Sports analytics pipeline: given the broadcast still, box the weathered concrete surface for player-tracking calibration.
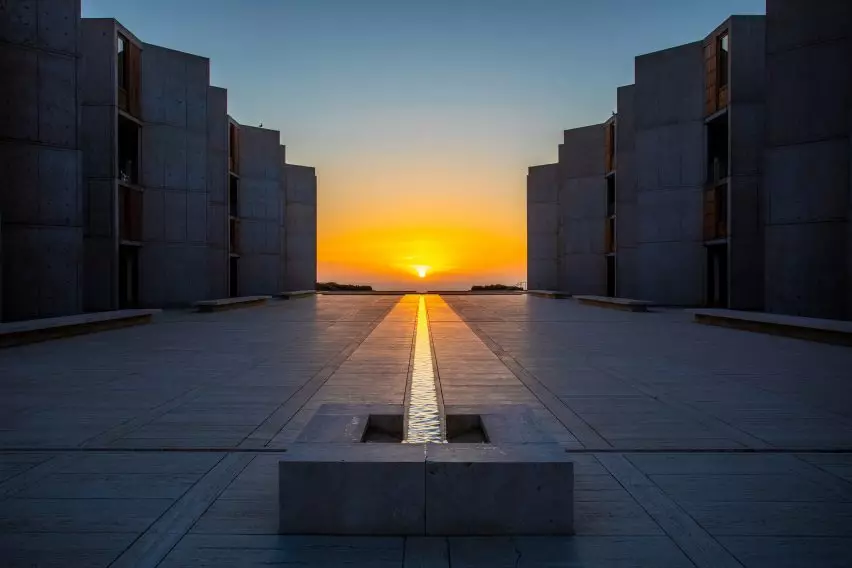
[238,125,283,296]
[0,0,84,321]
[764,0,852,319]
[615,84,640,299]
[206,86,229,300]
[727,16,766,311]
[283,163,317,292]
[526,163,559,291]
[140,43,211,307]
[79,18,122,312]
[559,125,607,296]
[635,42,706,306]
[2,294,852,566]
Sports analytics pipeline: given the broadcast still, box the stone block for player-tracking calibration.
[163,191,187,242]
[424,444,573,535]
[85,180,114,237]
[186,132,207,192]
[0,0,37,45]
[634,42,704,129]
[278,444,425,535]
[561,124,605,179]
[186,191,207,243]
[37,146,81,226]
[143,188,165,241]
[38,49,77,148]
[0,141,39,223]
[81,105,114,179]
[0,45,38,140]
[765,140,848,224]
[527,164,558,204]
[37,0,79,55]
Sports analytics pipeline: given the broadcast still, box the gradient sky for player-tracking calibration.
[82,0,765,289]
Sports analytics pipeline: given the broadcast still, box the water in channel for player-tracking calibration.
[403,295,445,443]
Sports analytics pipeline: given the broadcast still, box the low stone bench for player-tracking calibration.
[0,309,160,348]
[574,295,655,312]
[279,443,573,535]
[274,290,316,299]
[193,295,269,312]
[693,309,852,347]
[527,290,571,299]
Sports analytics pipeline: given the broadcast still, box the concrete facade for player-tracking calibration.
[1,0,84,321]
[283,163,318,291]
[73,13,316,314]
[139,43,212,307]
[634,42,706,306]
[237,125,284,296]
[725,16,766,310]
[206,86,229,300]
[558,125,607,295]
[614,85,639,299]
[526,163,559,290]
[79,18,124,312]
[763,0,852,319]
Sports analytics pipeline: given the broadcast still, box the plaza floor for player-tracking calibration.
[1,294,851,567]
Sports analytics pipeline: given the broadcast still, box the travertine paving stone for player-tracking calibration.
[1,294,851,566]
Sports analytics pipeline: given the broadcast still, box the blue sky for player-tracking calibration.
[81,0,766,287]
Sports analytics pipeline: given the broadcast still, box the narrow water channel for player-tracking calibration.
[403,295,444,443]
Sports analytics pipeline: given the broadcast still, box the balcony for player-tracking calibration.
[119,184,143,243]
[229,217,240,255]
[604,217,616,254]
[703,182,728,241]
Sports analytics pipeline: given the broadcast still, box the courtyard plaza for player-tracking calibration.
[1,294,851,567]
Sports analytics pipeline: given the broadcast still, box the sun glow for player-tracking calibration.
[414,265,429,278]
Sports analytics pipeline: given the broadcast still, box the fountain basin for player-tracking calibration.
[278,443,573,535]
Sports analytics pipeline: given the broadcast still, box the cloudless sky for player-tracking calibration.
[82,0,765,289]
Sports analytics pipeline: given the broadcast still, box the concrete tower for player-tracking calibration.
[1,0,84,321]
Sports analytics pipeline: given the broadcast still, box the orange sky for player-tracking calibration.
[316,152,528,290]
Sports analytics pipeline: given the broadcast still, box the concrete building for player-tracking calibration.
[528,15,769,310]
[702,16,766,310]
[283,163,318,292]
[234,124,284,296]
[613,85,640,299]
[558,124,607,295]
[633,41,707,306]
[1,0,84,321]
[1,3,317,321]
[526,163,559,291]
[763,0,851,320]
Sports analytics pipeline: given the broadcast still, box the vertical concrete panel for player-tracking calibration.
[615,84,639,298]
[559,124,606,296]
[38,51,77,147]
[284,164,317,291]
[526,164,559,290]
[238,125,283,294]
[205,86,228,299]
[634,42,706,306]
[0,46,39,140]
[0,0,83,320]
[80,105,114,179]
[764,0,851,318]
[140,45,213,305]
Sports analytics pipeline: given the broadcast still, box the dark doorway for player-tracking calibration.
[229,257,239,298]
[606,255,616,297]
[118,245,139,309]
[706,244,728,308]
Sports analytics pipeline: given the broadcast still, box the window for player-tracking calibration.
[606,175,616,218]
[117,114,139,184]
[717,33,729,89]
[117,34,128,90]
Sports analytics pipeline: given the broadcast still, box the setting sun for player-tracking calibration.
[414,265,429,278]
